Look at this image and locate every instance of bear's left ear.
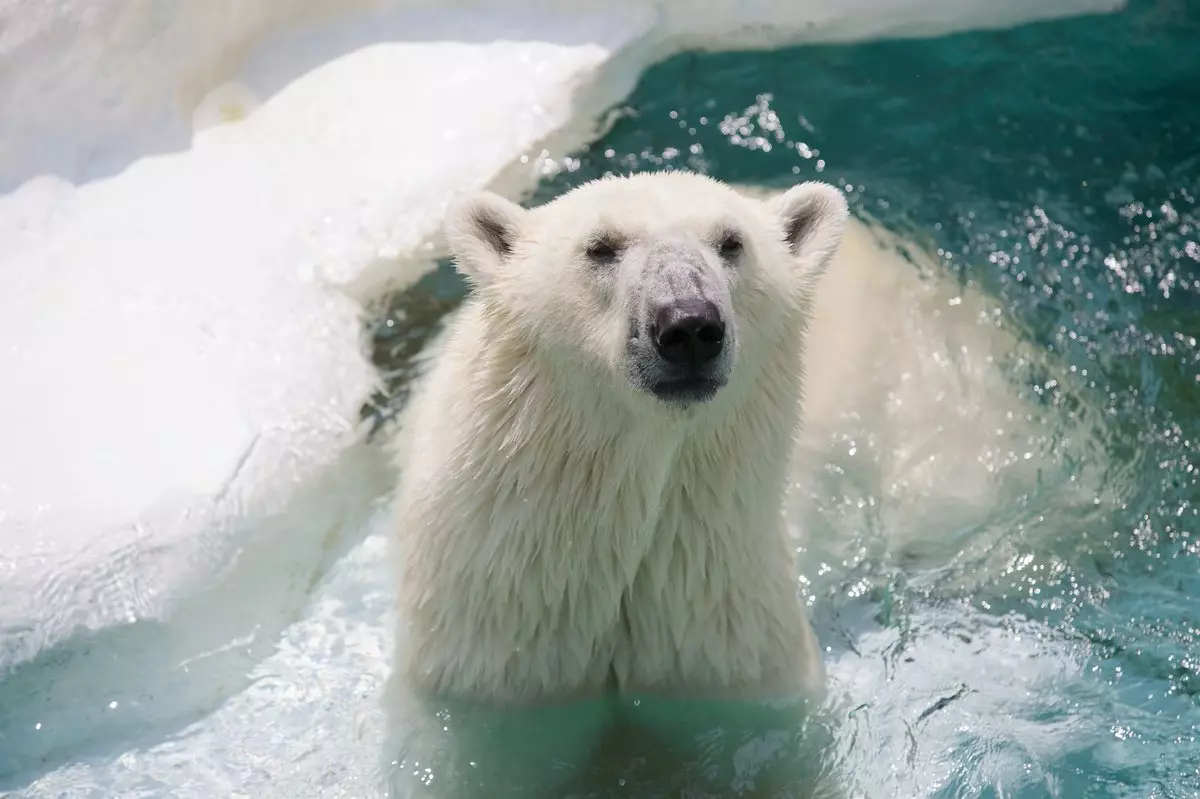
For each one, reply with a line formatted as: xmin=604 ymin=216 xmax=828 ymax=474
xmin=766 ymin=181 xmax=849 ymax=281
xmin=444 ymin=191 xmax=528 ymax=287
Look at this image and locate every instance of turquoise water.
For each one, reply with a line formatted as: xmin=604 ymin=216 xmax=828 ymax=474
xmin=374 ymin=2 xmax=1200 ymax=795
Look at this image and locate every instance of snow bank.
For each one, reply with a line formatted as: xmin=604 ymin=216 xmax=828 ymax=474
xmin=0 ymin=0 xmax=1123 ymax=683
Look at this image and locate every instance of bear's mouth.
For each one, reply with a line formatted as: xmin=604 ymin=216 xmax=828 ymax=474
xmin=649 ymin=376 xmax=724 ymax=405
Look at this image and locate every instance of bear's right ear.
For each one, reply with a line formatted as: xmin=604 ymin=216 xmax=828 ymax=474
xmin=444 ymin=191 xmax=527 ymax=287
xmin=766 ymin=181 xmax=849 ymax=282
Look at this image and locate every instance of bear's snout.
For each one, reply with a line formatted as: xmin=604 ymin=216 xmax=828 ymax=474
xmin=650 ymin=298 xmax=725 ymax=367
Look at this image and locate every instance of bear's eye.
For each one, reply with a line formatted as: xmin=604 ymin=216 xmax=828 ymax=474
xmin=585 ymin=237 xmax=621 ymax=265
xmin=718 ymin=231 xmax=743 ymax=259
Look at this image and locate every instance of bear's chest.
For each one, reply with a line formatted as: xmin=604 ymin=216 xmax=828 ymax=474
xmin=487 ymin=479 xmax=802 ymax=701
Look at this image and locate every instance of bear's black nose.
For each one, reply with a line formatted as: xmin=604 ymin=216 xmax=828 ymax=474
xmin=651 ymin=299 xmax=726 ymax=366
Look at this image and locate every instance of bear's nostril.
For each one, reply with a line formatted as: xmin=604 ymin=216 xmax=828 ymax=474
xmin=652 ymin=300 xmax=725 ymax=366
xmin=658 ymin=325 xmax=691 ymax=351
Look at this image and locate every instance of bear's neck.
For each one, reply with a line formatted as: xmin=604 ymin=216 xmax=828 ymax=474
xmin=395 ymin=301 xmax=808 ymax=701
xmin=423 ymin=298 xmax=807 ymax=551
xmin=451 ymin=317 xmax=691 ymax=555
xmin=460 ymin=314 xmax=795 ymax=510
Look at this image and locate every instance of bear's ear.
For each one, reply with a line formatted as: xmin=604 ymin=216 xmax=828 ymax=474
xmin=444 ymin=191 xmax=527 ymax=286
xmin=766 ymin=181 xmax=849 ymax=281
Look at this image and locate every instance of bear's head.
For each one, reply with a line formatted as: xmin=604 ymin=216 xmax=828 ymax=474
xmin=445 ymin=171 xmax=847 ymax=414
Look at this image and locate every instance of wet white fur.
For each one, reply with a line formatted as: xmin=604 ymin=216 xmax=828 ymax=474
xmin=383 ymin=172 xmax=848 ymax=795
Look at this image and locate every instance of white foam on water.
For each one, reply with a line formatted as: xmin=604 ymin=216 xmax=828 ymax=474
xmin=826 ymin=605 xmax=1106 ymax=798
xmin=796 ymin=217 xmax=1099 ymax=558
xmin=9 ymin=512 xmax=398 ymax=798
xmin=0 ymin=0 xmax=1125 ymax=792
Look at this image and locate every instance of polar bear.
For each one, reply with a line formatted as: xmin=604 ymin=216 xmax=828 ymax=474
xmin=383 ymin=171 xmax=848 ymax=798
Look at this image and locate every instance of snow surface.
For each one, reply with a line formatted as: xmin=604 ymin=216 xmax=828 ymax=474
xmin=0 ymin=0 xmax=1123 ymax=779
